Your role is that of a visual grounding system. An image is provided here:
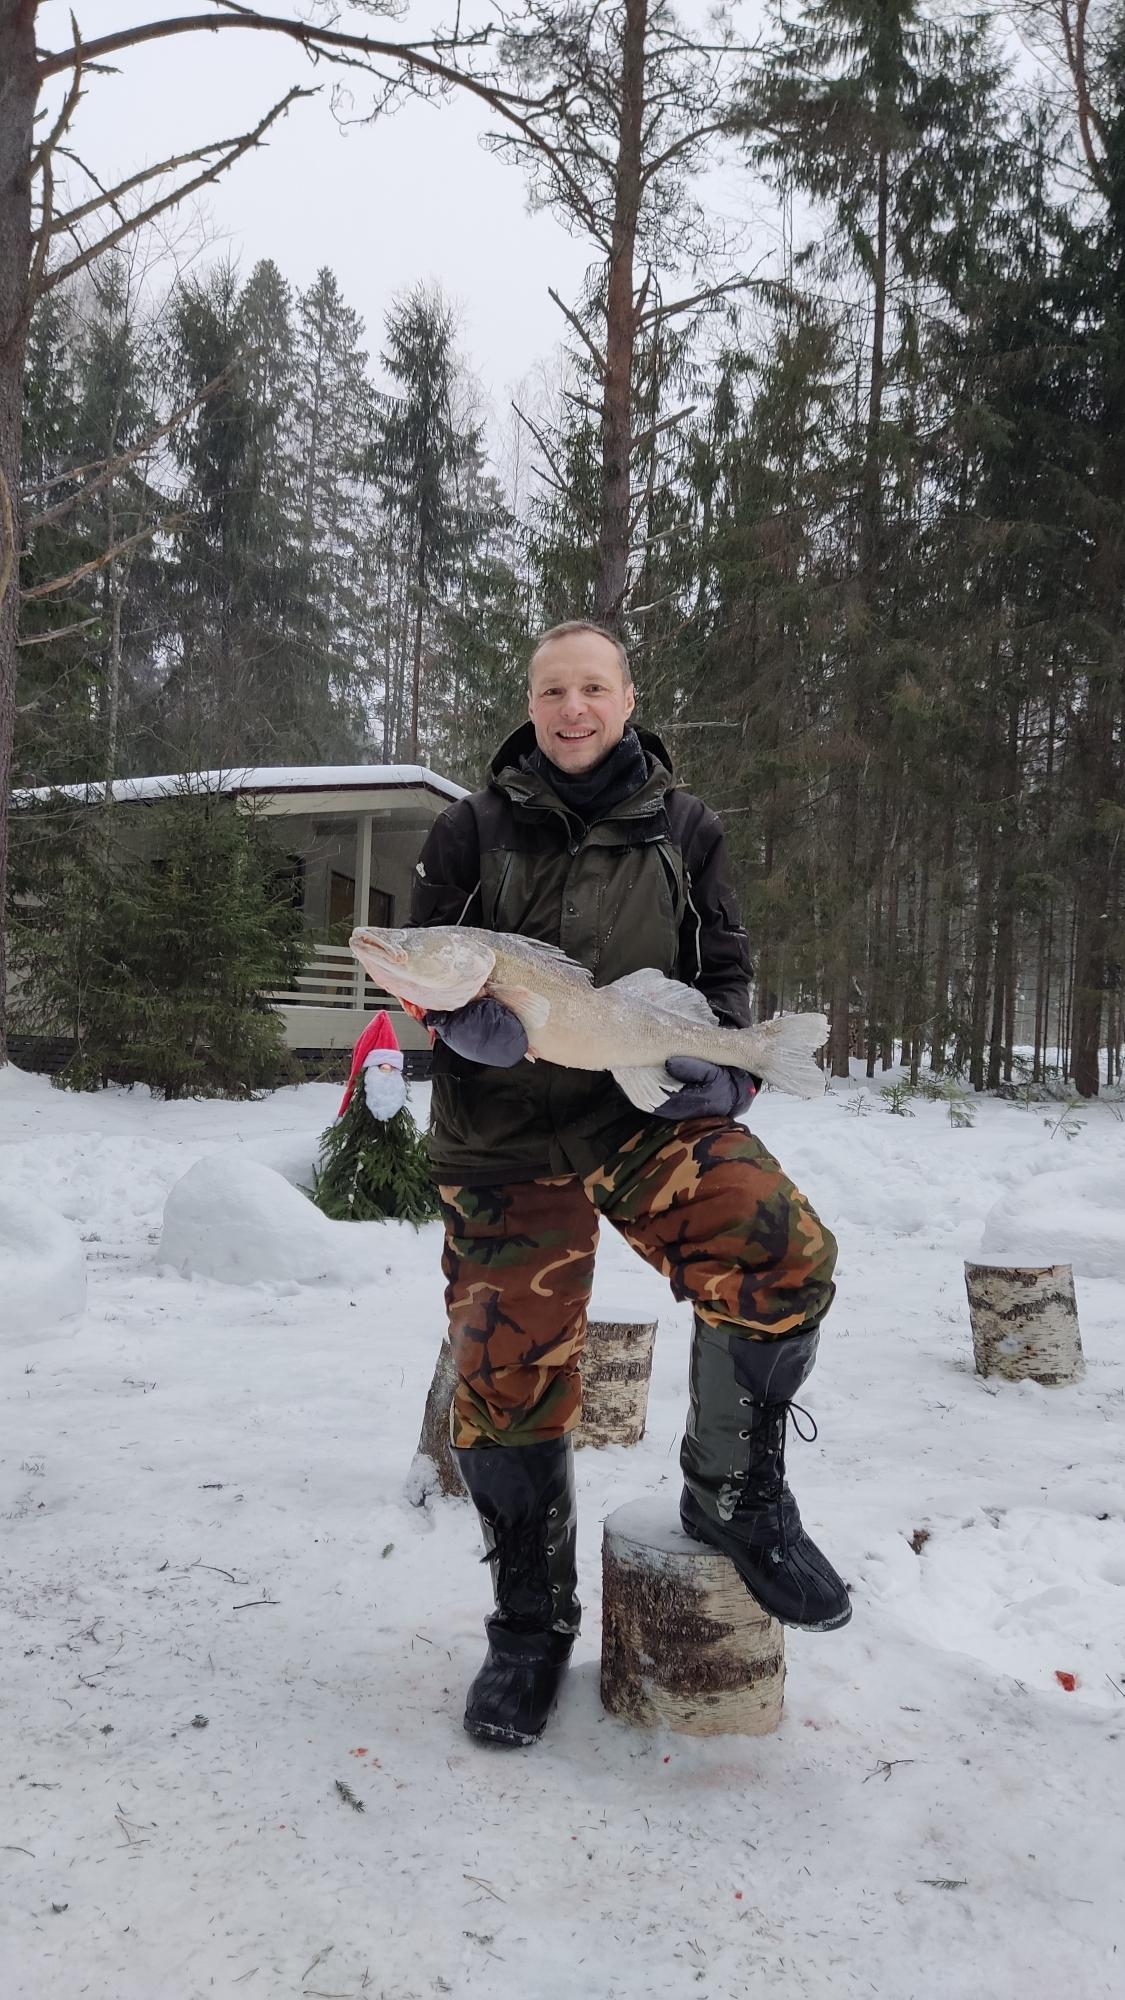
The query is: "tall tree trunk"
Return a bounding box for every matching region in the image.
[908,849,929,1085]
[594,0,646,629]
[929,799,956,1072]
[881,863,900,1071]
[969,783,996,1093]
[1071,685,1117,1098]
[862,145,889,576]
[986,703,1019,1090]
[0,0,39,1062]
[827,772,858,1078]
[409,547,425,763]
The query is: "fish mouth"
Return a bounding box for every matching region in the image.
[350,927,408,968]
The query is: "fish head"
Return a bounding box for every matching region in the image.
[350,926,495,1011]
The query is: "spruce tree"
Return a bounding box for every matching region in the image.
[368,285,480,761]
[164,260,341,764]
[12,787,306,1099]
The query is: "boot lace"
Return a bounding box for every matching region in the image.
[732,1400,818,1559]
[481,1518,555,1620]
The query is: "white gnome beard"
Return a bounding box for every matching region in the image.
[362,1065,406,1121]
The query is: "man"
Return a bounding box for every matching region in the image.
[411,621,849,1747]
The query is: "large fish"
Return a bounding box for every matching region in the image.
[350,923,828,1111]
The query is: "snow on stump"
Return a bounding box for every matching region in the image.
[601,1498,784,1737]
[963,1260,1084,1386]
[404,1338,466,1505]
[576,1317,657,1450]
[0,1187,86,1342]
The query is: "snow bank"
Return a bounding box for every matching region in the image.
[0,1186,86,1340]
[158,1153,372,1286]
[980,1159,1125,1280]
[218,1129,324,1194]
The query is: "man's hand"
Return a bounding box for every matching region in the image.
[650,1056,756,1122]
[428,997,529,1068]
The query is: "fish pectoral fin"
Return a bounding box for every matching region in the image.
[608,967,718,1028]
[611,1063,679,1113]
[485,982,552,1034]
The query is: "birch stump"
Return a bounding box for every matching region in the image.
[577,1317,658,1449]
[601,1498,784,1737]
[403,1338,466,1504]
[963,1261,1084,1385]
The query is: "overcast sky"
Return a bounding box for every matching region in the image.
[38,1,769,427]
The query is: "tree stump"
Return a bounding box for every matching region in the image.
[963,1260,1084,1385]
[601,1498,784,1737]
[577,1317,658,1449]
[403,1338,466,1505]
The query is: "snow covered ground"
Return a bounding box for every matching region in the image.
[2,1062,1123,2000]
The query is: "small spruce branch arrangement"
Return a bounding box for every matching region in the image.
[312,1087,439,1226]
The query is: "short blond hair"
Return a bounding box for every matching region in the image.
[528,620,632,686]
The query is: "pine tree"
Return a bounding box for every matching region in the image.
[312,1089,438,1226]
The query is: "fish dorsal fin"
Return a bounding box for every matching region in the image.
[609,967,717,1027]
[508,935,594,983]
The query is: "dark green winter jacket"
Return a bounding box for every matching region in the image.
[410,722,752,1185]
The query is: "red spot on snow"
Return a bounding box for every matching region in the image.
[1054,1671,1078,1692]
[663,1755,670,1763]
[734,1892,743,1900]
[349,1746,369,1756]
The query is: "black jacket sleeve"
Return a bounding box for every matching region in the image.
[409,798,483,928]
[680,806,753,1030]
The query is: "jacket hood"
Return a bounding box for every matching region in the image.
[487,720,676,791]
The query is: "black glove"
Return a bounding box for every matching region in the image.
[428,996,528,1068]
[651,1056,757,1121]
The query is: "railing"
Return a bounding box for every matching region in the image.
[262,942,394,1011]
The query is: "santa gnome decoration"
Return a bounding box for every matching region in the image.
[312,1011,438,1226]
[339,1010,407,1122]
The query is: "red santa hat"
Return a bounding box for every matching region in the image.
[338,1010,404,1114]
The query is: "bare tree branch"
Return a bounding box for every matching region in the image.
[44,135,271,241]
[637,275,754,328]
[31,19,85,178]
[37,90,311,299]
[511,401,599,539]
[638,118,737,190]
[630,403,696,456]
[22,366,236,527]
[17,615,102,650]
[21,514,188,603]
[547,287,606,380]
[38,14,608,246]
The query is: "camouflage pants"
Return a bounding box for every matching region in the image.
[439,1117,837,1449]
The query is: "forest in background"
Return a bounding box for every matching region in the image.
[3,0,1123,1098]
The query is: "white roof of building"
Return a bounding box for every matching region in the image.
[15,764,468,808]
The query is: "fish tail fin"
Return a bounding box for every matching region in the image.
[733,1012,829,1100]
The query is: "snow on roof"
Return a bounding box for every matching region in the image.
[14,763,468,809]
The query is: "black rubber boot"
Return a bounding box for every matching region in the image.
[454,1437,580,1746]
[679,1322,851,1632]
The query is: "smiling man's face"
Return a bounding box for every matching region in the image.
[527,631,636,775]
